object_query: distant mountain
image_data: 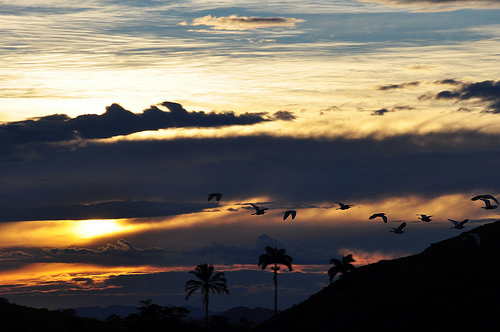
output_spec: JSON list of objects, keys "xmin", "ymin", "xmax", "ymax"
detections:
[
  {"xmin": 71, "ymin": 303, "xmax": 275, "ymax": 325},
  {"xmin": 73, "ymin": 305, "xmax": 138, "ymax": 321},
  {"xmin": 256, "ymin": 220, "xmax": 500, "ymax": 331},
  {"xmin": 0, "ymin": 299, "xmax": 118, "ymax": 332}
]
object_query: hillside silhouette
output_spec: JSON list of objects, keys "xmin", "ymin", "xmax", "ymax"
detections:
[
  {"xmin": 256, "ymin": 220, "xmax": 500, "ymax": 331},
  {"xmin": 0, "ymin": 298, "xmax": 119, "ymax": 332}
]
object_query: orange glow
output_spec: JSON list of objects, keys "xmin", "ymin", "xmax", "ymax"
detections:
[
  {"xmin": 337, "ymin": 248, "xmax": 404, "ymax": 266},
  {"xmin": 0, "ymin": 263, "xmax": 186, "ymax": 295},
  {"xmin": 0, "ymin": 219, "xmax": 144, "ymax": 248},
  {"xmin": 74, "ymin": 219, "xmax": 126, "ymax": 238}
]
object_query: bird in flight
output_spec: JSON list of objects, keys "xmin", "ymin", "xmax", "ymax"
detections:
[
  {"xmin": 479, "ymin": 198, "xmax": 498, "ymax": 210},
  {"xmin": 282, "ymin": 210, "xmax": 297, "ymax": 220},
  {"xmin": 390, "ymin": 221, "xmax": 406, "ymax": 234},
  {"xmin": 471, "ymin": 194, "xmax": 498, "ymax": 205},
  {"xmin": 462, "ymin": 232, "xmax": 481, "ymax": 245},
  {"xmin": 417, "ymin": 214, "xmax": 432, "ymax": 222},
  {"xmin": 250, "ymin": 203, "xmax": 268, "ymax": 215},
  {"xmin": 208, "ymin": 193, "xmax": 223, "ymax": 201},
  {"xmin": 336, "ymin": 202, "xmax": 353, "ymax": 210},
  {"xmin": 448, "ymin": 218, "xmax": 468, "ymax": 229},
  {"xmin": 369, "ymin": 213, "xmax": 387, "ymax": 223}
]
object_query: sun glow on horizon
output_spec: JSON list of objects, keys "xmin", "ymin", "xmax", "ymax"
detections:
[{"xmin": 74, "ymin": 219, "xmax": 124, "ymax": 239}]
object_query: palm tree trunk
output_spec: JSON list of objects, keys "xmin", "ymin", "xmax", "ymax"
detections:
[
  {"xmin": 205, "ymin": 301, "xmax": 209, "ymax": 328},
  {"xmin": 273, "ymin": 264, "xmax": 278, "ymax": 316}
]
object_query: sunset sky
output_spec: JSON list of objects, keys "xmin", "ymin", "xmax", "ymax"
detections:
[{"xmin": 1, "ymin": 0, "xmax": 500, "ymax": 313}]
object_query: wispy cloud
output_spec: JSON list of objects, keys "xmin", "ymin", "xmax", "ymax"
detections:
[
  {"xmin": 360, "ymin": 0, "xmax": 500, "ymax": 11},
  {"xmin": 378, "ymin": 81, "xmax": 421, "ymax": 90},
  {"xmin": 181, "ymin": 15, "xmax": 305, "ymax": 31}
]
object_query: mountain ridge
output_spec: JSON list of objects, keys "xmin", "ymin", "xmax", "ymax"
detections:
[{"xmin": 255, "ymin": 220, "xmax": 500, "ymax": 331}]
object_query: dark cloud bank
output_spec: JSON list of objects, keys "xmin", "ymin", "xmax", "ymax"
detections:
[
  {"xmin": 0, "ymin": 101, "xmax": 292, "ymax": 144},
  {"xmin": 1, "ymin": 131, "xmax": 499, "ymax": 222}
]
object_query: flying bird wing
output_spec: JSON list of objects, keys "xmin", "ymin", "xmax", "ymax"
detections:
[
  {"xmin": 381, "ymin": 214, "xmax": 388, "ymax": 223},
  {"xmin": 208, "ymin": 193, "xmax": 222, "ymax": 201},
  {"xmin": 250, "ymin": 203, "xmax": 260, "ymax": 212},
  {"xmin": 398, "ymin": 222, "xmax": 406, "ymax": 231},
  {"xmin": 463, "ymin": 233, "xmax": 481, "ymax": 245},
  {"xmin": 472, "ymin": 194, "xmax": 499, "ymax": 204},
  {"xmin": 282, "ymin": 210, "xmax": 296, "ymax": 220},
  {"xmin": 482, "ymin": 199, "xmax": 492, "ymax": 208},
  {"xmin": 448, "ymin": 219, "xmax": 459, "ymax": 226}
]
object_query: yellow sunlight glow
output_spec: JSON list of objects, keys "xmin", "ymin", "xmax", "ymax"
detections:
[{"xmin": 74, "ymin": 219, "xmax": 124, "ymax": 238}]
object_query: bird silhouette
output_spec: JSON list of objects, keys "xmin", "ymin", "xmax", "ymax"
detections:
[
  {"xmin": 282, "ymin": 210, "xmax": 296, "ymax": 220},
  {"xmin": 369, "ymin": 213, "xmax": 387, "ymax": 223},
  {"xmin": 250, "ymin": 203, "xmax": 268, "ymax": 215},
  {"xmin": 462, "ymin": 232, "xmax": 481, "ymax": 245},
  {"xmin": 448, "ymin": 218, "xmax": 468, "ymax": 229},
  {"xmin": 471, "ymin": 194, "xmax": 498, "ymax": 205},
  {"xmin": 417, "ymin": 214, "xmax": 432, "ymax": 222},
  {"xmin": 479, "ymin": 198, "xmax": 498, "ymax": 210},
  {"xmin": 208, "ymin": 193, "xmax": 223, "ymax": 201},
  {"xmin": 336, "ymin": 202, "xmax": 353, "ymax": 210},
  {"xmin": 390, "ymin": 221, "xmax": 406, "ymax": 234}
]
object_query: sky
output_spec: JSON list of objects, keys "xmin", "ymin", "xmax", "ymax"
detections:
[{"xmin": 1, "ymin": 0, "xmax": 500, "ymax": 313}]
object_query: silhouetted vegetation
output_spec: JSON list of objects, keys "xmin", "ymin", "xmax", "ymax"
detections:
[
  {"xmin": 328, "ymin": 253, "xmax": 356, "ymax": 283},
  {"xmin": 258, "ymin": 246, "xmax": 293, "ymax": 316},
  {"xmin": 103, "ymin": 299, "xmax": 194, "ymax": 331},
  {"xmin": 185, "ymin": 263, "xmax": 230, "ymax": 328}
]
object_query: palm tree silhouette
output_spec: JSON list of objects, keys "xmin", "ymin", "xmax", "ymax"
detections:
[
  {"xmin": 185, "ymin": 263, "xmax": 229, "ymax": 328},
  {"xmin": 328, "ymin": 254, "xmax": 356, "ymax": 283},
  {"xmin": 258, "ymin": 246, "xmax": 293, "ymax": 316}
]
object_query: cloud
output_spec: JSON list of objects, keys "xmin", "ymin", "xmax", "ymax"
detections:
[
  {"xmin": 272, "ymin": 111, "xmax": 296, "ymax": 121},
  {"xmin": 434, "ymin": 79, "xmax": 462, "ymax": 85},
  {"xmin": 359, "ymin": 0, "xmax": 500, "ymax": 11},
  {"xmin": 371, "ymin": 106, "xmax": 415, "ymax": 116},
  {"xmin": 378, "ymin": 81, "xmax": 421, "ymax": 90},
  {"xmin": 1, "ymin": 131, "xmax": 500, "ymax": 222},
  {"xmin": 0, "ymin": 201, "xmax": 209, "ymax": 222},
  {"xmin": 372, "ymin": 108, "xmax": 391, "ymax": 116},
  {"xmin": 0, "ymin": 101, "xmax": 271, "ymax": 144},
  {"xmin": 434, "ymin": 80, "xmax": 500, "ymax": 113},
  {"xmin": 181, "ymin": 15, "xmax": 305, "ymax": 31}
]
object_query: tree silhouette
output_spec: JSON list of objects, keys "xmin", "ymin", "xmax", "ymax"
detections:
[
  {"xmin": 185, "ymin": 263, "xmax": 229, "ymax": 328},
  {"xmin": 258, "ymin": 246, "xmax": 293, "ymax": 316},
  {"xmin": 328, "ymin": 254, "xmax": 356, "ymax": 283}
]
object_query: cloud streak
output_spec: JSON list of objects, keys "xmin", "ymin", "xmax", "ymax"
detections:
[
  {"xmin": 181, "ymin": 15, "xmax": 305, "ymax": 31},
  {"xmin": 360, "ymin": 0, "xmax": 500, "ymax": 11}
]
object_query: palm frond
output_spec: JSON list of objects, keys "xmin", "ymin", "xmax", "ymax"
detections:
[{"xmin": 258, "ymin": 246, "xmax": 293, "ymax": 271}]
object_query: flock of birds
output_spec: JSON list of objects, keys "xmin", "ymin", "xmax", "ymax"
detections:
[{"xmin": 208, "ymin": 192, "xmax": 497, "ymax": 241}]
